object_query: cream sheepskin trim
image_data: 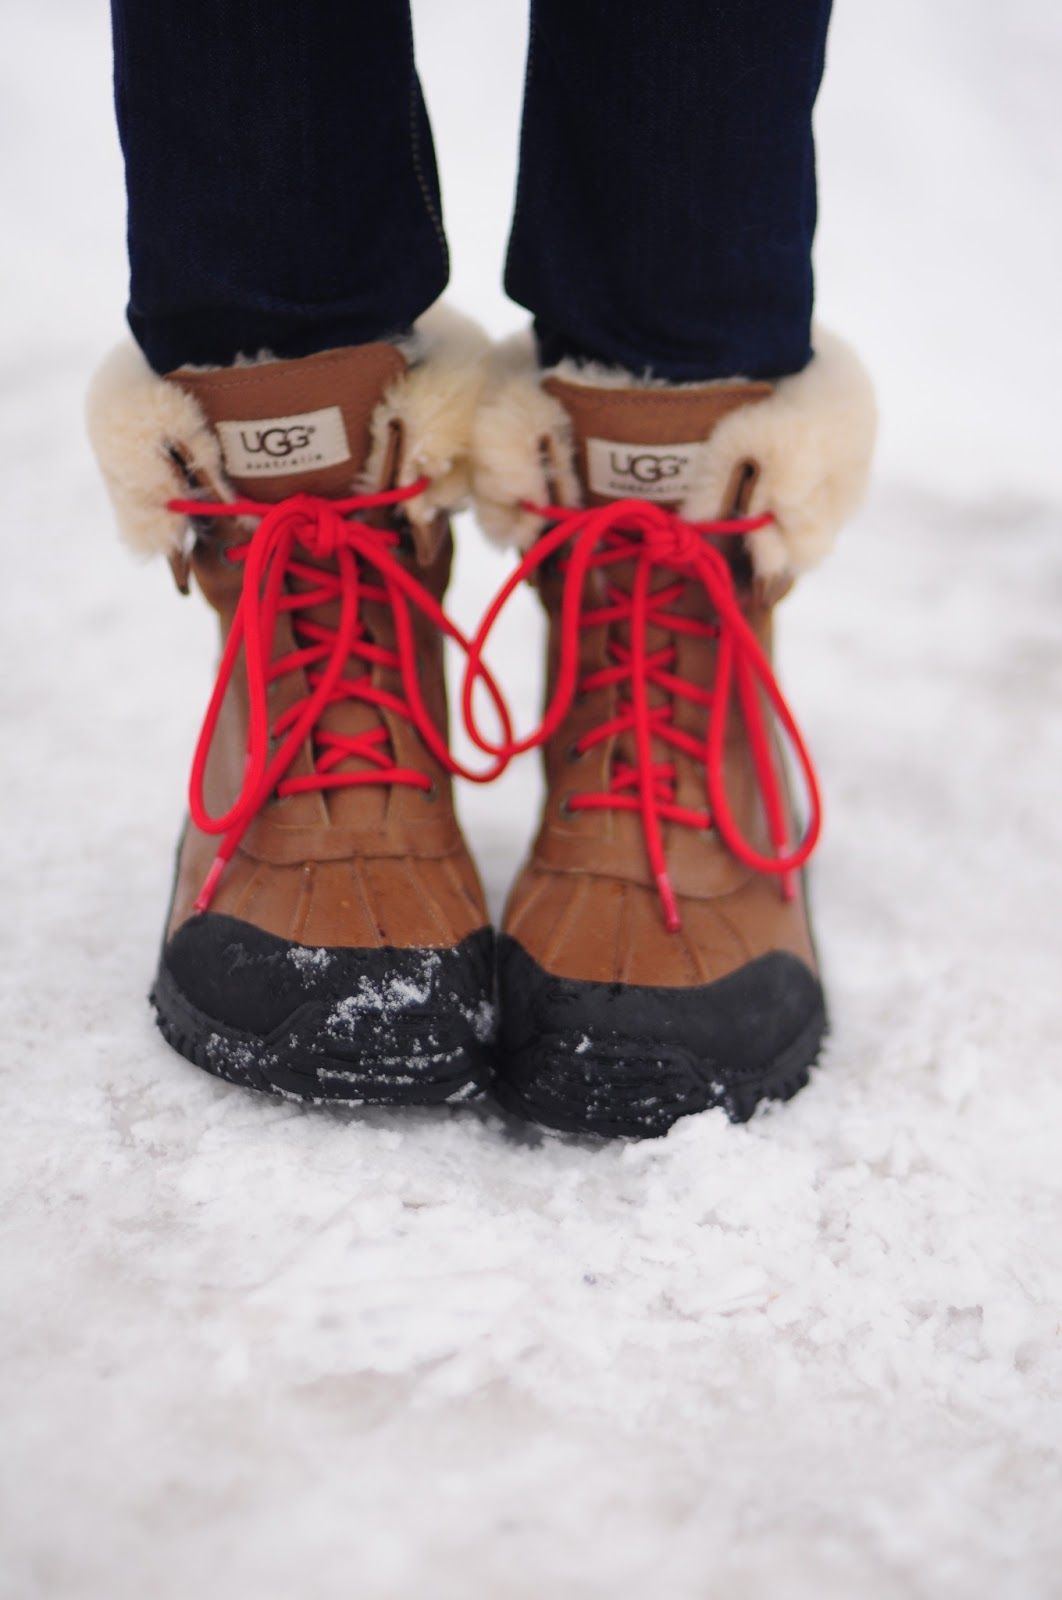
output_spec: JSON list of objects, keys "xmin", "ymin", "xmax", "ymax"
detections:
[
  {"xmin": 471, "ymin": 325, "xmax": 877, "ymax": 578},
  {"xmin": 87, "ymin": 301, "xmax": 489, "ymax": 559},
  {"xmin": 471, "ymin": 332, "xmax": 581, "ymax": 550},
  {"xmin": 86, "ymin": 342, "xmax": 229, "ymax": 559},
  {"xmin": 682, "ymin": 328, "xmax": 877, "ymax": 578},
  {"xmin": 361, "ymin": 302, "xmax": 489, "ymax": 538}
]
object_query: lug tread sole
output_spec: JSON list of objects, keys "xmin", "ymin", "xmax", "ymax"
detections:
[
  {"xmin": 150, "ymin": 964, "xmax": 490, "ymax": 1108},
  {"xmin": 493, "ymin": 1008, "xmax": 826, "ymax": 1138}
]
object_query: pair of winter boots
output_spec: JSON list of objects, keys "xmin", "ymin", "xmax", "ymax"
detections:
[{"xmin": 89, "ymin": 307, "xmax": 874, "ymax": 1137}]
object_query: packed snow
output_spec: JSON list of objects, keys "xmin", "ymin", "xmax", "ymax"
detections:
[{"xmin": 2, "ymin": 2, "xmax": 1061, "ymax": 1597}]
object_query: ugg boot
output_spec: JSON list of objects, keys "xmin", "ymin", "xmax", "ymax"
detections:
[
  {"xmin": 89, "ymin": 310, "xmax": 501, "ymax": 1105},
  {"xmin": 470, "ymin": 329, "xmax": 876, "ymax": 1136}
]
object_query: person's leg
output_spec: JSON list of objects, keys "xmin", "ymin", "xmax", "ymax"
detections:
[
  {"xmin": 474, "ymin": 0, "xmax": 876, "ymax": 1136},
  {"xmin": 111, "ymin": 0, "xmax": 448, "ymax": 372},
  {"xmin": 92, "ymin": 7, "xmax": 495, "ymax": 1105},
  {"xmin": 505, "ymin": 0, "xmax": 832, "ymax": 381}
]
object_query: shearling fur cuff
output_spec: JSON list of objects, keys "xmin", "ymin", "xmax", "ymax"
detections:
[
  {"xmin": 86, "ymin": 303, "xmax": 489, "ymax": 559},
  {"xmin": 471, "ymin": 326, "xmax": 877, "ymax": 578}
]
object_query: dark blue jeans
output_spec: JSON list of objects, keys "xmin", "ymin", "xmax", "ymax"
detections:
[{"xmin": 112, "ymin": 1, "xmax": 832, "ymax": 380}]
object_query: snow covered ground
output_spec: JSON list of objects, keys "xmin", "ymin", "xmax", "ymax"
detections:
[{"xmin": 3, "ymin": 2, "xmax": 1062, "ymax": 1596}]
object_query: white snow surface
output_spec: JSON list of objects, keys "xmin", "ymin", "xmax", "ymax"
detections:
[{"xmin": 3, "ymin": 3, "xmax": 1062, "ymax": 1597}]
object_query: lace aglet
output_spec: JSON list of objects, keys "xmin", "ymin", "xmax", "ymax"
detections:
[
  {"xmin": 781, "ymin": 868, "xmax": 796, "ymax": 903},
  {"xmin": 656, "ymin": 871, "xmax": 682, "ymax": 933},
  {"xmin": 194, "ymin": 853, "xmax": 228, "ymax": 914}
]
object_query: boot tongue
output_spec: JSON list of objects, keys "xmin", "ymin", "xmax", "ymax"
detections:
[
  {"xmin": 542, "ymin": 374, "xmax": 771, "ymax": 509},
  {"xmin": 172, "ymin": 343, "xmax": 416, "ymax": 832},
  {"xmin": 541, "ymin": 375, "xmax": 775, "ymax": 814},
  {"xmin": 170, "ymin": 343, "xmax": 407, "ymax": 501}
]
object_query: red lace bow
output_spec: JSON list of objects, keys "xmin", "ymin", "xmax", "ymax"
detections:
[
  {"xmin": 462, "ymin": 498, "xmax": 821, "ymax": 931},
  {"xmin": 168, "ymin": 484, "xmax": 509, "ymax": 912}
]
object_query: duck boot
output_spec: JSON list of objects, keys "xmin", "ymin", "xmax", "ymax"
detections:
[
  {"xmin": 88, "ymin": 310, "xmax": 500, "ymax": 1106},
  {"xmin": 470, "ymin": 328, "xmax": 876, "ymax": 1136}
]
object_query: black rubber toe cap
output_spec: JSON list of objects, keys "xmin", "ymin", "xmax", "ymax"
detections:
[
  {"xmin": 153, "ymin": 914, "xmax": 496, "ymax": 1105},
  {"xmin": 495, "ymin": 935, "xmax": 826, "ymax": 1135}
]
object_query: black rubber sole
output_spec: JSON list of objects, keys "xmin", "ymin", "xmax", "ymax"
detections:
[
  {"xmin": 492, "ymin": 1007, "xmax": 825, "ymax": 1138},
  {"xmin": 494, "ymin": 937, "xmax": 827, "ymax": 1139},
  {"xmin": 150, "ymin": 923, "xmax": 496, "ymax": 1108}
]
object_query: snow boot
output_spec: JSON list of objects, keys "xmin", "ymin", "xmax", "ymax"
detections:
[
  {"xmin": 89, "ymin": 311, "xmax": 501, "ymax": 1106},
  {"xmin": 469, "ymin": 329, "xmax": 876, "ymax": 1136}
]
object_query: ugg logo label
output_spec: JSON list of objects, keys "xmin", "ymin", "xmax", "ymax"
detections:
[
  {"xmin": 243, "ymin": 424, "xmax": 314, "ymax": 458},
  {"xmin": 585, "ymin": 436, "xmax": 709, "ymax": 503},
  {"xmin": 216, "ymin": 406, "xmax": 351, "ymax": 478}
]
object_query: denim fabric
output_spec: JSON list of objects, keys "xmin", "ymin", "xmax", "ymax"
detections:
[
  {"xmin": 508, "ymin": 0, "xmax": 833, "ymax": 380},
  {"xmin": 112, "ymin": 0, "xmax": 447, "ymax": 372},
  {"xmin": 112, "ymin": 0, "xmax": 831, "ymax": 380}
]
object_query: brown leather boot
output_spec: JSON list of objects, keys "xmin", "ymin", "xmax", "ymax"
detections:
[
  {"xmin": 471, "ymin": 328, "xmax": 876, "ymax": 1136},
  {"xmin": 89, "ymin": 310, "xmax": 499, "ymax": 1105}
]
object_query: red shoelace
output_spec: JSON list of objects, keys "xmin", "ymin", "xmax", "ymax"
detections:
[
  {"xmin": 462, "ymin": 498, "xmax": 821, "ymax": 932},
  {"xmin": 168, "ymin": 483, "xmax": 509, "ymax": 912}
]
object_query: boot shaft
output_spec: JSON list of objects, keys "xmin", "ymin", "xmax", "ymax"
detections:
[
  {"xmin": 468, "ymin": 327, "xmax": 876, "ymax": 985},
  {"xmin": 87, "ymin": 311, "xmax": 492, "ymax": 942},
  {"xmin": 511, "ymin": 371, "xmax": 799, "ymax": 901}
]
